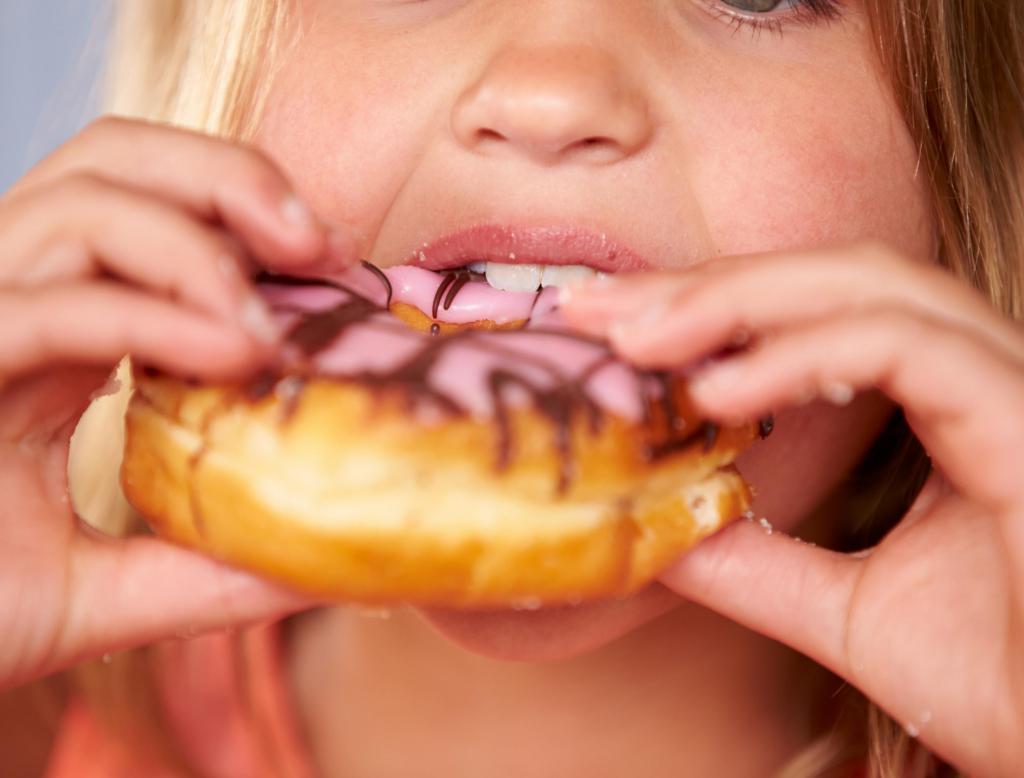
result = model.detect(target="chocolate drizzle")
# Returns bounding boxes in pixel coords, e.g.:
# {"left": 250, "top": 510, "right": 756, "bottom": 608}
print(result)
{"left": 443, "top": 272, "right": 472, "bottom": 310}
{"left": 655, "top": 372, "right": 678, "bottom": 432}
{"left": 703, "top": 422, "right": 719, "bottom": 451}
{"left": 244, "top": 369, "right": 279, "bottom": 402}
{"left": 361, "top": 260, "right": 393, "bottom": 307}
{"left": 430, "top": 269, "right": 475, "bottom": 318}
{"left": 288, "top": 296, "right": 381, "bottom": 357}
{"left": 432, "top": 273, "right": 457, "bottom": 318}
{"left": 244, "top": 266, "right": 739, "bottom": 495}
{"left": 487, "top": 367, "right": 595, "bottom": 493}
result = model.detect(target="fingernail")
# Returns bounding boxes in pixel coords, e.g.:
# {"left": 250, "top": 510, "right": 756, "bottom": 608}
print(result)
{"left": 557, "top": 272, "right": 619, "bottom": 307}
{"left": 588, "top": 271, "right": 617, "bottom": 289}
{"left": 821, "top": 380, "right": 855, "bottom": 406}
{"left": 690, "top": 361, "right": 745, "bottom": 398}
{"left": 608, "top": 300, "right": 671, "bottom": 342}
{"left": 795, "top": 386, "right": 818, "bottom": 406}
{"left": 325, "top": 225, "right": 358, "bottom": 266}
{"left": 240, "top": 295, "right": 280, "bottom": 344}
{"left": 731, "top": 329, "right": 751, "bottom": 347}
{"left": 215, "top": 254, "right": 254, "bottom": 320}
{"left": 557, "top": 283, "right": 579, "bottom": 307}
{"left": 280, "top": 194, "right": 320, "bottom": 234}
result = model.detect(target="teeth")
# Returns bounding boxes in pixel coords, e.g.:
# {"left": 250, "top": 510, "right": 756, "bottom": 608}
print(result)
{"left": 476, "top": 261, "right": 598, "bottom": 292}
{"left": 540, "top": 265, "right": 598, "bottom": 288}
{"left": 484, "top": 262, "right": 544, "bottom": 293}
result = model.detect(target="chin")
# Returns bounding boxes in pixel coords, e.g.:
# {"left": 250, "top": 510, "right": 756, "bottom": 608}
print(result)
{"left": 416, "top": 583, "right": 681, "bottom": 662}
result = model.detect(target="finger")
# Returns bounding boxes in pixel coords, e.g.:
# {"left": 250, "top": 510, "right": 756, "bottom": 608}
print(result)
{"left": 7, "top": 116, "right": 356, "bottom": 271}
{"left": 0, "top": 282, "right": 273, "bottom": 382}
{"left": 658, "top": 518, "right": 956, "bottom": 765}
{"left": 561, "top": 245, "right": 1024, "bottom": 366}
{"left": 17, "top": 532, "right": 316, "bottom": 686}
{"left": 659, "top": 518, "right": 860, "bottom": 682}
{"left": 1, "top": 173, "right": 278, "bottom": 341}
{"left": 660, "top": 487, "right": 1008, "bottom": 777}
{"left": 0, "top": 366, "right": 115, "bottom": 444}
{"left": 689, "top": 307, "right": 1024, "bottom": 515}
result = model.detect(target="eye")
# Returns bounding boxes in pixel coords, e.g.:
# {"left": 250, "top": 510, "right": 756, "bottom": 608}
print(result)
{"left": 707, "top": 0, "right": 843, "bottom": 34}
{"left": 721, "top": 0, "right": 790, "bottom": 10}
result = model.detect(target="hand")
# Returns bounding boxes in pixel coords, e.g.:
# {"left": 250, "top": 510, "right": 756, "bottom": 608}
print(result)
{"left": 0, "top": 116, "right": 356, "bottom": 691}
{"left": 561, "top": 242, "right": 1024, "bottom": 777}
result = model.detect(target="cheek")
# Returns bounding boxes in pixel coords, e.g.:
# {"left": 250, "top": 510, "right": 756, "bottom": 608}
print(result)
{"left": 689, "top": 62, "right": 934, "bottom": 261}
{"left": 737, "top": 394, "right": 894, "bottom": 537}
{"left": 255, "top": 26, "right": 446, "bottom": 239}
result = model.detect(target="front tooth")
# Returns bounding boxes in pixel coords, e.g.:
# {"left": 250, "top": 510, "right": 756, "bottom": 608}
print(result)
{"left": 484, "top": 262, "right": 544, "bottom": 293}
{"left": 540, "top": 264, "right": 597, "bottom": 288}
{"left": 467, "top": 261, "right": 487, "bottom": 274}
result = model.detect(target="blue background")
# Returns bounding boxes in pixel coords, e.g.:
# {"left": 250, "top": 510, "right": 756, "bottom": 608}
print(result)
{"left": 1, "top": 1, "right": 107, "bottom": 194}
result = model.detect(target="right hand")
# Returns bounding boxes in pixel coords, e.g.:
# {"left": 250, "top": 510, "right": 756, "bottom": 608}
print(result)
{"left": 0, "top": 116, "right": 353, "bottom": 691}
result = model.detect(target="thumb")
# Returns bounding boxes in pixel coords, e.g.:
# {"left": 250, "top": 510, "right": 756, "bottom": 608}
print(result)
{"left": 0, "top": 366, "right": 115, "bottom": 444}
{"left": 247, "top": 220, "right": 360, "bottom": 277}
{"left": 27, "top": 533, "right": 317, "bottom": 686}
{"left": 659, "top": 517, "right": 861, "bottom": 680}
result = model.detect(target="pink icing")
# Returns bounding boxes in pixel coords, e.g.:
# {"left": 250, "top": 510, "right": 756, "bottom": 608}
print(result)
{"left": 333, "top": 264, "right": 561, "bottom": 325}
{"left": 259, "top": 264, "right": 659, "bottom": 423}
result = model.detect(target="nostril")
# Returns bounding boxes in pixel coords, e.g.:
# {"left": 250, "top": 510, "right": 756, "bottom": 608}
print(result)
{"left": 476, "top": 128, "right": 507, "bottom": 145}
{"left": 563, "top": 135, "right": 623, "bottom": 163}
{"left": 574, "top": 136, "right": 618, "bottom": 152}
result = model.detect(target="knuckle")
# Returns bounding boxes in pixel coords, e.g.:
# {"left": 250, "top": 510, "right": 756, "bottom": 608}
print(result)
{"left": 854, "top": 308, "right": 925, "bottom": 374}
{"left": 227, "top": 144, "right": 286, "bottom": 192}
{"left": 854, "top": 238, "right": 899, "bottom": 264}
{"left": 6, "top": 172, "right": 116, "bottom": 226}
{"left": 866, "top": 306, "right": 918, "bottom": 336}
{"left": 3, "top": 119, "right": 138, "bottom": 206}
{"left": 208, "top": 236, "right": 247, "bottom": 272}
{"left": 77, "top": 115, "right": 134, "bottom": 150}
{"left": 52, "top": 171, "right": 114, "bottom": 202}
{"left": 167, "top": 222, "right": 237, "bottom": 276}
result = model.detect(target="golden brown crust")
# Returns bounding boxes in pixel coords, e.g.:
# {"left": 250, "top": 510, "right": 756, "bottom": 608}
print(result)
{"left": 121, "top": 369, "right": 754, "bottom": 607}
{"left": 389, "top": 301, "right": 528, "bottom": 334}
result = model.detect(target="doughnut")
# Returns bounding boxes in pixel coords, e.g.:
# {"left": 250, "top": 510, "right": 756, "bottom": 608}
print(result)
{"left": 120, "top": 262, "right": 764, "bottom": 608}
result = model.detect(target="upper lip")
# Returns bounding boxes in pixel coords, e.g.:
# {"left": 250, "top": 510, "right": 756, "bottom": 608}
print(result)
{"left": 402, "top": 224, "right": 652, "bottom": 274}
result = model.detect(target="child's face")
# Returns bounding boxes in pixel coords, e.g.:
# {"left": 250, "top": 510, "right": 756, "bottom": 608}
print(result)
{"left": 256, "top": 0, "right": 935, "bottom": 659}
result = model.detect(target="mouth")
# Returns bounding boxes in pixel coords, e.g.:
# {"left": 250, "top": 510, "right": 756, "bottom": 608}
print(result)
{"left": 401, "top": 224, "right": 651, "bottom": 291}
{"left": 267, "top": 224, "right": 653, "bottom": 333}
{"left": 342, "top": 224, "right": 650, "bottom": 329}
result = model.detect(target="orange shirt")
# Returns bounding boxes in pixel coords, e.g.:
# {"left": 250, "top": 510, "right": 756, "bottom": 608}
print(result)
{"left": 44, "top": 624, "right": 315, "bottom": 778}
{"left": 45, "top": 623, "right": 872, "bottom": 778}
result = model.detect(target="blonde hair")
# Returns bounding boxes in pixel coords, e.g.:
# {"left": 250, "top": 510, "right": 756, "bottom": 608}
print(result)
{"left": 106, "top": 0, "right": 285, "bottom": 139}
{"left": 72, "top": 1, "right": 1024, "bottom": 775}
{"left": 869, "top": 0, "right": 1024, "bottom": 319}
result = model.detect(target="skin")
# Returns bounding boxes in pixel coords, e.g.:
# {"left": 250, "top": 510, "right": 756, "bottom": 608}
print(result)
{"left": 0, "top": 0, "right": 1021, "bottom": 775}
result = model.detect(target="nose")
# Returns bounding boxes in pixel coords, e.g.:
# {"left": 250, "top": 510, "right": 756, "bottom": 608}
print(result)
{"left": 451, "top": 45, "right": 653, "bottom": 166}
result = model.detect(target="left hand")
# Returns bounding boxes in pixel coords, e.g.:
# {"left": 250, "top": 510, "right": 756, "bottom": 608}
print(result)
{"left": 561, "top": 242, "right": 1024, "bottom": 777}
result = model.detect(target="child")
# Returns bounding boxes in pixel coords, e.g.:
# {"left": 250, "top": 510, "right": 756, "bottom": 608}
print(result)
{"left": 1, "top": 1, "right": 1021, "bottom": 775}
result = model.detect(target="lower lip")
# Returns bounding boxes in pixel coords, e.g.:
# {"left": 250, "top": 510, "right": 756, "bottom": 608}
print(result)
{"left": 409, "top": 225, "right": 651, "bottom": 274}
{"left": 415, "top": 585, "right": 680, "bottom": 662}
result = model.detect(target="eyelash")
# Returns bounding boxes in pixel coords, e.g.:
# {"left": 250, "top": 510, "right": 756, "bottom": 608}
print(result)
{"left": 704, "top": 0, "right": 844, "bottom": 37}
